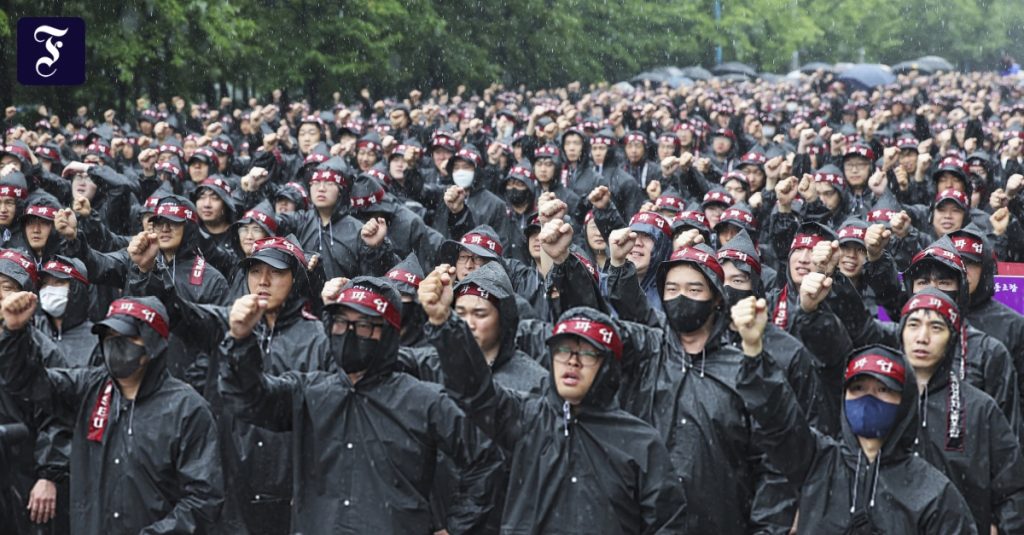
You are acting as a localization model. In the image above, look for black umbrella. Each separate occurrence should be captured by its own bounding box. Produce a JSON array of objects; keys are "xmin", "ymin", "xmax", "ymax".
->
[
  {"xmin": 916, "ymin": 56, "xmax": 954, "ymax": 72},
  {"xmin": 630, "ymin": 71, "xmax": 667, "ymax": 84},
  {"xmin": 799, "ymin": 62, "xmax": 834, "ymax": 74},
  {"xmin": 712, "ymin": 61, "xmax": 757, "ymax": 77},
  {"xmin": 680, "ymin": 66, "xmax": 713, "ymax": 81},
  {"xmin": 837, "ymin": 64, "xmax": 896, "ymax": 90}
]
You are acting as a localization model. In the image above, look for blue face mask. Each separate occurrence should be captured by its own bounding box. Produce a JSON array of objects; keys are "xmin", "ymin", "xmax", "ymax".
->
[{"xmin": 845, "ymin": 395, "xmax": 900, "ymax": 438}]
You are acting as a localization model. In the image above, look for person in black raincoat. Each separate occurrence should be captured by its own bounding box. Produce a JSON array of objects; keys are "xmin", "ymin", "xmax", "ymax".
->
[
  {"xmin": 219, "ymin": 276, "xmax": 502, "ymax": 534},
  {"xmin": 529, "ymin": 144, "xmax": 582, "ymax": 221},
  {"xmin": 286, "ymin": 166, "xmax": 399, "ymax": 280},
  {"xmin": 431, "ymin": 146, "xmax": 515, "ymax": 246},
  {"xmin": 0, "ymin": 293, "xmax": 224, "ymax": 534},
  {"xmin": 191, "ymin": 176, "xmax": 238, "ymax": 255},
  {"xmin": 418, "ymin": 262, "xmax": 688, "ymax": 533},
  {"xmin": 577, "ymin": 128, "xmax": 646, "ymax": 220},
  {"xmin": 0, "ymin": 171, "xmax": 30, "ymax": 248},
  {"xmin": 139, "ymin": 234, "xmax": 330, "ymax": 535},
  {"xmin": 59, "ymin": 195, "xmax": 232, "ymax": 381},
  {"xmin": 827, "ymin": 235, "xmax": 1022, "ymax": 436},
  {"xmin": 548, "ymin": 216, "xmax": 798, "ymax": 533},
  {"xmin": 896, "ymin": 287, "xmax": 1024, "ymax": 533},
  {"xmin": 33, "ymin": 255, "xmax": 97, "ymax": 368},
  {"xmin": 0, "ymin": 248, "xmax": 71, "ymax": 535},
  {"xmin": 383, "ymin": 252, "xmax": 430, "ymax": 347},
  {"xmin": 949, "ymin": 224, "xmax": 1024, "ymax": 403},
  {"xmin": 730, "ymin": 305, "xmax": 978, "ymax": 534},
  {"xmin": 10, "ymin": 191, "xmax": 63, "ymax": 265},
  {"xmin": 438, "ymin": 224, "xmax": 545, "ymax": 319}
]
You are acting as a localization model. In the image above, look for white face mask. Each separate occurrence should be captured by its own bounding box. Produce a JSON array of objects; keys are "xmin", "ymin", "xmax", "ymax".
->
[
  {"xmin": 39, "ymin": 285, "xmax": 69, "ymax": 318},
  {"xmin": 762, "ymin": 126, "xmax": 777, "ymax": 138},
  {"xmin": 452, "ymin": 169, "xmax": 475, "ymax": 188}
]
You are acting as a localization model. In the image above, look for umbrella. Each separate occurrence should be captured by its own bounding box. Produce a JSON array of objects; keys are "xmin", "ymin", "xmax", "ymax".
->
[
  {"xmin": 630, "ymin": 71, "xmax": 667, "ymax": 84},
  {"xmin": 837, "ymin": 64, "xmax": 896, "ymax": 90},
  {"xmin": 712, "ymin": 61, "xmax": 758, "ymax": 77},
  {"xmin": 611, "ymin": 81, "xmax": 635, "ymax": 94},
  {"xmin": 891, "ymin": 61, "xmax": 934, "ymax": 75},
  {"xmin": 715, "ymin": 73, "xmax": 752, "ymax": 83},
  {"xmin": 663, "ymin": 76, "xmax": 694, "ymax": 88},
  {"xmin": 916, "ymin": 55, "xmax": 954, "ymax": 72},
  {"xmin": 652, "ymin": 66, "xmax": 686, "ymax": 78},
  {"xmin": 799, "ymin": 62, "xmax": 834, "ymax": 74},
  {"xmin": 680, "ymin": 66, "xmax": 713, "ymax": 81},
  {"xmin": 758, "ymin": 73, "xmax": 786, "ymax": 83}
]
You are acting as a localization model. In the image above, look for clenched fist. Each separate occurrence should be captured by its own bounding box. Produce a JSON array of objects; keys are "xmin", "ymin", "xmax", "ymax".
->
[
  {"xmin": 539, "ymin": 219, "xmax": 574, "ymax": 264},
  {"xmin": 229, "ymin": 294, "xmax": 268, "ymax": 340},
  {"xmin": 128, "ymin": 231, "xmax": 161, "ymax": 273},
  {"xmin": 419, "ymin": 265, "xmax": 456, "ymax": 325},
  {"xmin": 53, "ymin": 208, "xmax": 78, "ymax": 241},
  {"xmin": 608, "ymin": 228, "xmax": 638, "ymax": 267},
  {"xmin": 864, "ymin": 224, "xmax": 892, "ymax": 262},
  {"xmin": 360, "ymin": 217, "xmax": 388, "ymax": 248},
  {"xmin": 730, "ymin": 296, "xmax": 768, "ymax": 357},
  {"xmin": 799, "ymin": 272, "xmax": 833, "ymax": 313},
  {"xmin": 444, "ymin": 186, "xmax": 467, "ymax": 214},
  {"xmin": 1, "ymin": 291, "xmax": 37, "ymax": 331},
  {"xmin": 588, "ymin": 186, "xmax": 612, "ymax": 211},
  {"xmin": 321, "ymin": 277, "xmax": 351, "ymax": 305}
]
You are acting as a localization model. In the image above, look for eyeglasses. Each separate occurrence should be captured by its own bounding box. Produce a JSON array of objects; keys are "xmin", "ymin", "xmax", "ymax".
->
[
  {"xmin": 237, "ymin": 226, "xmax": 266, "ymax": 237},
  {"xmin": 152, "ymin": 219, "xmax": 184, "ymax": 231},
  {"xmin": 332, "ymin": 317, "xmax": 385, "ymax": 338},
  {"xmin": 552, "ymin": 346, "xmax": 602, "ymax": 367},
  {"xmin": 456, "ymin": 253, "xmax": 486, "ymax": 267}
]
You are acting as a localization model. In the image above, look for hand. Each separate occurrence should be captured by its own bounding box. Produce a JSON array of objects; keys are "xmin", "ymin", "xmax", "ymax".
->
[
  {"xmin": 695, "ymin": 158, "xmax": 711, "ymax": 174},
  {"xmin": 868, "ymin": 170, "xmax": 888, "ymax": 196},
  {"xmin": 797, "ymin": 173, "xmax": 817, "ymax": 203},
  {"xmin": 128, "ymin": 231, "xmax": 160, "ymax": 273},
  {"xmin": 54, "ymin": 208, "xmax": 79, "ymax": 240},
  {"xmin": 730, "ymin": 296, "xmax": 768, "ymax": 357},
  {"xmin": 229, "ymin": 294, "xmax": 268, "ymax": 340},
  {"xmin": 241, "ymin": 167, "xmax": 270, "ymax": 192},
  {"xmin": 1007, "ymin": 174, "xmax": 1023, "ymax": 197},
  {"xmin": 660, "ymin": 156, "xmax": 680, "ymax": 177},
  {"xmin": 321, "ymin": 277, "xmax": 351, "ymax": 305},
  {"xmin": 798, "ymin": 128, "xmax": 816, "ymax": 149},
  {"xmin": 811, "ymin": 240, "xmax": 841, "ymax": 274},
  {"xmin": 276, "ymin": 125, "xmax": 292, "ymax": 148},
  {"xmin": 672, "ymin": 228, "xmax": 705, "ymax": 251},
  {"xmin": 307, "ymin": 254, "xmax": 319, "ymax": 272},
  {"xmin": 360, "ymin": 217, "xmax": 388, "ymax": 248},
  {"xmin": 262, "ymin": 132, "xmax": 279, "ymax": 151},
  {"xmin": 539, "ymin": 219, "xmax": 573, "ymax": 264},
  {"xmin": 61, "ymin": 161, "xmax": 94, "ymax": 179},
  {"xmin": 27, "ymin": 478, "xmax": 57, "ymax": 524},
  {"xmin": 419, "ymin": 265, "xmax": 455, "ymax": 326},
  {"xmin": 799, "ymin": 272, "xmax": 833, "ymax": 313},
  {"xmin": 588, "ymin": 186, "xmax": 612, "ymax": 210},
  {"xmin": 774, "ymin": 176, "xmax": 798, "ymax": 211},
  {"xmin": 748, "ymin": 191, "xmax": 763, "ymax": 210},
  {"xmin": 882, "ymin": 147, "xmax": 899, "ymax": 171},
  {"xmin": 72, "ymin": 195, "xmax": 91, "ymax": 217},
  {"xmin": 608, "ymin": 228, "xmax": 638, "ymax": 267},
  {"xmin": 138, "ymin": 148, "xmax": 158, "ymax": 170},
  {"xmin": 990, "ymin": 207, "xmax": 1011, "ymax": 236},
  {"xmin": 444, "ymin": 186, "xmax": 467, "ymax": 214},
  {"xmin": 646, "ymin": 179, "xmax": 662, "ymax": 201},
  {"xmin": 538, "ymin": 198, "xmax": 567, "ymax": 223},
  {"xmin": 890, "ymin": 210, "xmax": 912, "ymax": 238},
  {"xmin": 990, "ymin": 188, "xmax": 1009, "ymax": 210},
  {"xmin": 964, "ymin": 137, "xmax": 978, "ymax": 154},
  {"xmin": 678, "ymin": 151, "xmax": 694, "ymax": 170},
  {"xmin": 1, "ymin": 291, "xmax": 37, "ymax": 331},
  {"xmin": 893, "ymin": 167, "xmax": 909, "ymax": 192},
  {"xmin": 864, "ymin": 224, "xmax": 891, "ymax": 262},
  {"xmin": 915, "ymin": 153, "xmax": 932, "ymax": 181}
]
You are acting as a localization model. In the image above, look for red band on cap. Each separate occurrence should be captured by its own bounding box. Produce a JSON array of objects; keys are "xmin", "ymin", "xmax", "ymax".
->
[
  {"xmin": 304, "ymin": 153, "xmax": 329, "ymax": 166},
  {"xmin": 309, "ymin": 168, "xmax": 346, "ymax": 187},
  {"xmin": 717, "ymin": 248, "xmax": 762, "ymax": 275},
  {"xmin": 630, "ymin": 211, "xmax": 672, "ymax": 238},
  {"xmin": 386, "ymin": 269, "xmax": 422, "ymax": 288},
  {"xmin": 4, "ymin": 144, "xmax": 33, "ymax": 162},
  {"xmin": 0, "ymin": 184, "xmax": 27, "ymax": 200},
  {"xmin": 911, "ymin": 246, "xmax": 965, "ymax": 272},
  {"xmin": 0, "ymin": 249, "xmax": 37, "ymax": 285},
  {"xmin": 243, "ymin": 208, "xmax": 278, "ymax": 234},
  {"xmin": 951, "ymin": 235, "xmax": 983, "ymax": 258},
  {"xmin": 668, "ymin": 246, "xmax": 725, "ymax": 282},
  {"xmin": 814, "ymin": 171, "xmax": 845, "ymax": 189},
  {"xmin": 702, "ymin": 190, "xmax": 735, "ymax": 207},
  {"xmin": 335, "ymin": 286, "xmax": 401, "ymax": 329},
  {"xmin": 838, "ymin": 225, "xmax": 866, "ymax": 242},
  {"xmin": 790, "ymin": 233, "xmax": 826, "ymax": 252},
  {"xmin": 845, "ymin": 354, "xmax": 906, "ymax": 386},
  {"xmin": 935, "ymin": 188, "xmax": 968, "ymax": 208},
  {"xmin": 720, "ymin": 208, "xmax": 757, "ymax": 229},
  {"xmin": 43, "ymin": 260, "xmax": 89, "ymax": 285},
  {"xmin": 552, "ymin": 317, "xmax": 623, "ymax": 360},
  {"xmin": 251, "ymin": 236, "xmax": 306, "ymax": 267},
  {"xmin": 655, "ymin": 195, "xmax": 685, "ymax": 210},
  {"xmin": 867, "ymin": 209, "xmax": 897, "ymax": 223},
  {"xmin": 457, "ymin": 283, "xmax": 501, "ymax": 307},
  {"xmin": 461, "ymin": 233, "xmax": 503, "ymax": 255},
  {"xmin": 624, "ymin": 133, "xmax": 646, "ymax": 145},
  {"xmin": 106, "ymin": 298, "xmax": 170, "ymax": 338},
  {"xmin": 25, "ymin": 205, "xmax": 57, "ymax": 220},
  {"xmin": 902, "ymin": 293, "xmax": 962, "ymax": 331},
  {"xmin": 351, "ymin": 188, "xmax": 385, "ymax": 208},
  {"xmin": 200, "ymin": 177, "xmax": 232, "ymax": 194},
  {"xmin": 357, "ymin": 140, "xmax": 381, "ymax": 153},
  {"xmin": 675, "ymin": 210, "xmax": 708, "ymax": 228},
  {"xmin": 155, "ymin": 162, "xmax": 183, "ymax": 180},
  {"xmin": 155, "ymin": 203, "xmax": 199, "ymax": 223}
]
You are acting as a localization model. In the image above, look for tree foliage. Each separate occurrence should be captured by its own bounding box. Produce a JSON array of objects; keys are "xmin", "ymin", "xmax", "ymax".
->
[{"xmin": 1, "ymin": 0, "xmax": 1022, "ymax": 112}]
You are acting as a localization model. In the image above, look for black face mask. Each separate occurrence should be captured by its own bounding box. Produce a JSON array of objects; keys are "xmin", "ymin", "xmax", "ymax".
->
[
  {"xmin": 663, "ymin": 294, "xmax": 716, "ymax": 334},
  {"xmin": 506, "ymin": 188, "xmax": 533, "ymax": 207},
  {"xmin": 103, "ymin": 336, "xmax": 148, "ymax": 379},
  {"xmin": 723, "ymin": 286, "xmax": 754, "ymax": 308},
  {"xmin": 331, "ymin": 333, "xmax": 380, "ymax": 374},
  {"xmin": 804, "ymin": 200, "xmax": 832, "ymax": 219}
]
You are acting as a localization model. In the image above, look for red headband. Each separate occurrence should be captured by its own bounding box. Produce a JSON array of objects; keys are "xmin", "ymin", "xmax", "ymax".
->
[
  {"xmin": 457, "ymin": 283, "xmax": 501, "ymax": 308},
  {"xmin": 552, "ymin": 317, "xmax": 623, "ymax": 360},
  {"xmin": 242, "ymin": 209, "xmax": 279, "ymax": 234},
  {"xmin": 790, "ymin": 233, "xmax": 826, "ymax": 252},
  {"xmin": 911, "ymin": 246, "xmax": 965, "ymax": 272},
  {"xmin": 629, "ymin": 211, "xmax": 672, "ymax": 238},
  {"xmin": 867, "ymin": 208, "xmax": 897, "ymax": 223},
  {"xmin": 951, "ymin": 235, "xmax": 983, "ymax": 259},
  {"xmin": 335, "ymin": 286, "xmax": 401, "ymax": 329},
  {"xmin": 155, "ymin": 203, "xmax": 199, "ymax": 223},
  {"xmin": 461, "ymin": 233, "xmax": 503, "ymax": 255},
  {"xmin": 717, "ymin": 248, "xmax": 762, "ymax": 275},
  {"xmin": 351, "ymin": 188, "xmax": 385, "ymax": 208},
  {"xmin": 702, "ymin": 190, "xmax": 735, "ymax": 206},
  {"xmin": 719, "ymin": 208, "xmax": 757, "ymax": 229},
  {"xmin": 902, "ymin": 293, "xmax": 962, "ymax": 331},
  {"xmin": 0, "ymin": 184, "xmax": 27, "ymax": 199},
  {"xmin": 838, "ymin": 225, "xmax": 866, "ymax": 242},
  {"xmin": 668, "ymin": 246, "xmax": 725, "ymax": 282},
  {"xmin": 0, "ymin": 249, "xmax": 38, "ymax": 285},
  {"xmin": 43, "ymin": 259, "xmax": 89, "ymax": 285},
  {"xmin": 251, "ymin": 236, "xmax": 307, "ymax": 267},
  {"xmin": 106, "ymin": 298, "xmax": 170, "ymax": 338},
  {"xmin": 386, "ymin": 268, "xmax": 422, "ymax": 288},
  {"xmin": 4, "ymin": 144, "xmax": 33, "ymax": 162},
  {"xmin": 845, "ymin": 354, "xmax": 906, "ymax": 386},
  {"xmin": 310, "ymin": 168, "xmax": 346, "ymax": 187},
  {"xmin": 814, "ymin": 171, "xmax": 845, "ymax": 189},
  {"xmin": 25, "ymin": 205, "xmax": 58, "ymax": 220}
]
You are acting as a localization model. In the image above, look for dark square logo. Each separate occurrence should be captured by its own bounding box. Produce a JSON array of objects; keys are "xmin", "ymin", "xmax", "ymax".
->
[{"xmin": 17, "ymin": 17, "xmax": 86, "ymax": 86}]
